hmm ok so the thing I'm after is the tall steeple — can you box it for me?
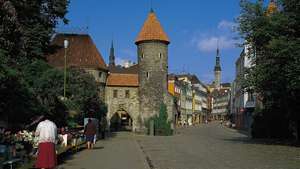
[109,40,115,66]
[214,47,221,72]
[214,45,221,89]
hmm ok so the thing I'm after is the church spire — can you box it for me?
[109,40,115,66]
[214,45,221,72]
[214,45,221,89]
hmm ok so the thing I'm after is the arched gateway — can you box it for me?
[105,72,141,132]
[110,109,133,131]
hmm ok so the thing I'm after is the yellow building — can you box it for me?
[168,74,181,125]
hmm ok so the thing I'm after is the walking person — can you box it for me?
[84,119,97,149]
[35,115,58,169]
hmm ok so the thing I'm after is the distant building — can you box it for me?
[168,74,181,125]
[211,87,231,121]
[208,47,231,121]
[178,77,193,125]
[175,74,209,125]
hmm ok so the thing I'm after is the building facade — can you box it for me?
[176,74,209,125]
[230,44,256,130]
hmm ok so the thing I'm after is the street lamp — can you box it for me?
[63,39,69,99]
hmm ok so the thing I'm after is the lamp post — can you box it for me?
[63,39,69,99]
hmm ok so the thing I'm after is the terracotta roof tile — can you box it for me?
[107,73,139,87]
[135,11,170,44]
[47,34,107,70]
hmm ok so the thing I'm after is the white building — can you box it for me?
[230,44,256,130]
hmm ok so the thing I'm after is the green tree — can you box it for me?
[0,0,69,66]
[147,103,173,136]
[22,61,106,127]
[238,0,300,140]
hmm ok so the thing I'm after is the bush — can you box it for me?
[146,103,173,136]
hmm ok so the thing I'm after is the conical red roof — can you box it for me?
[135,11,170,44]
[266,0,277,15]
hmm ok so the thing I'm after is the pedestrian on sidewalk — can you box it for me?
[35,115,58,169]
[84,119,97,149]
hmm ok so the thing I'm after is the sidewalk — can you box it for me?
[59,132,150,169]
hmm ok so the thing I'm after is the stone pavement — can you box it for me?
[59,132,150,169]
[59,123,300,169]
[137,123,300,169]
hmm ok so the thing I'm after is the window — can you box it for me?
[159,53,162,59]
[125,90,130,98]
[146,72,150,79]
[99,72,102,78]
[113,90,118,98]
[141,53,145,59]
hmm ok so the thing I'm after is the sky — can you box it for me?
[58,0,244,84]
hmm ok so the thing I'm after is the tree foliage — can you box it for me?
[1,0,107,129]
[0,0,69,66]
[238,0,300,139]
[146,103,173,136]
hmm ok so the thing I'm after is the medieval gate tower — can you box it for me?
[135,9,170,126]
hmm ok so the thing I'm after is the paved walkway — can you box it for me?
[137,123,300,169]
[59,132,150,169]
[59,123,300,169]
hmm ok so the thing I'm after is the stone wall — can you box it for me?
[105,86,140,131]
[137,41,168,124]
[84,68,107,102]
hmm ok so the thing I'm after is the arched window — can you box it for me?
[146,72,150,79]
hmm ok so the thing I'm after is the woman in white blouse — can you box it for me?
[35,116,57,169]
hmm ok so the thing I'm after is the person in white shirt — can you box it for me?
[35,116,57,169]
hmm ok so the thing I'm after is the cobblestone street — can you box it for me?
[60,123,300,169]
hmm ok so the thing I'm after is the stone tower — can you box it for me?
[135,9,170,125]
[109,41,115,66]
[214,47,221,89]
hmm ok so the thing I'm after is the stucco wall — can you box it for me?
[105,86,141,132]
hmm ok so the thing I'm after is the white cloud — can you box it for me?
[195,36,236,52]
[115,57,127,66]
[217,20,236,31]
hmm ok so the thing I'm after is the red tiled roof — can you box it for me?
[135,11,170,44]
[107,73,139,87]
[47,34,107,70]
